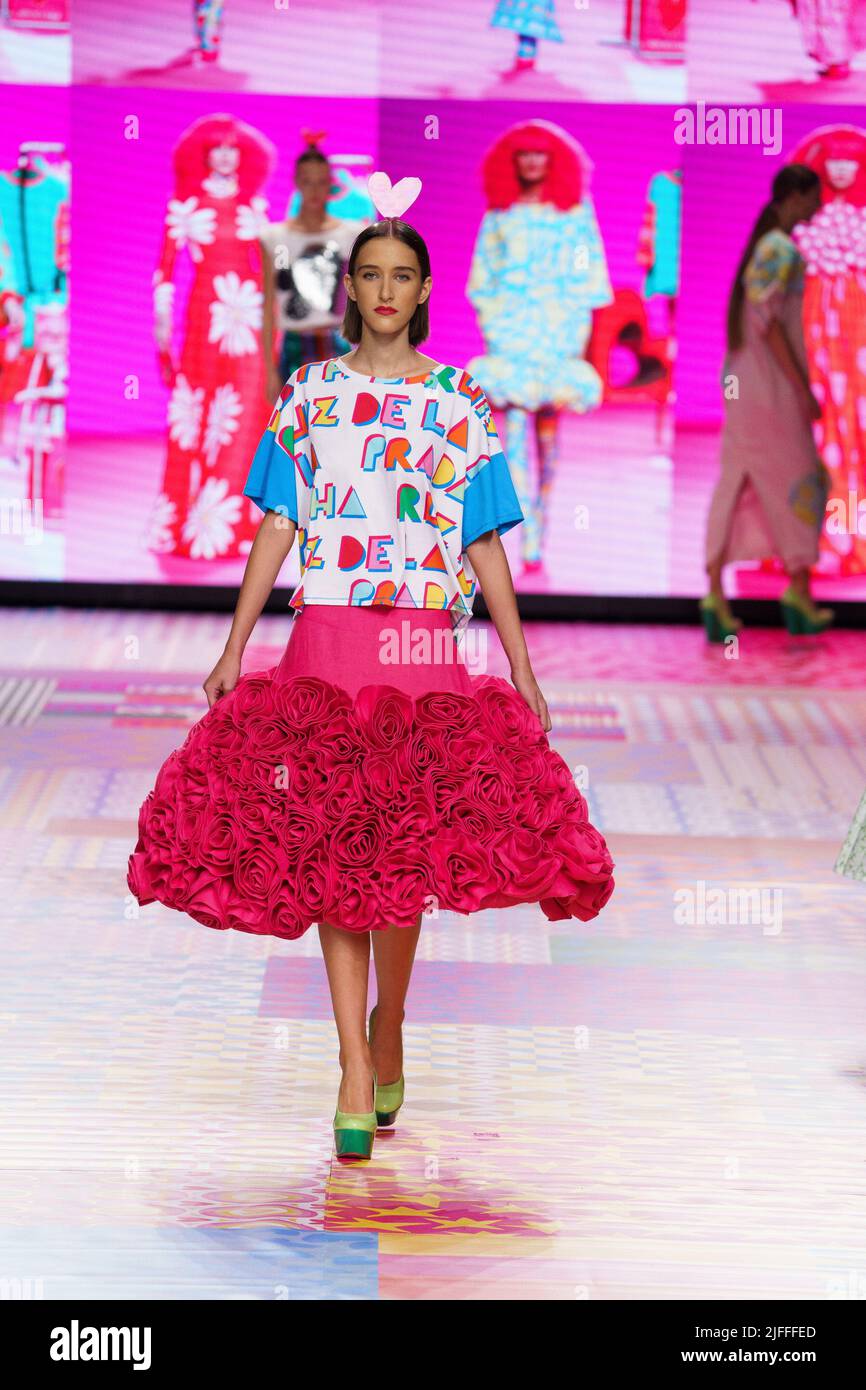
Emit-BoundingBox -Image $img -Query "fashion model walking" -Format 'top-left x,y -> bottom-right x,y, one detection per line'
128,173 -> 615,1162
701,163 -> 834,641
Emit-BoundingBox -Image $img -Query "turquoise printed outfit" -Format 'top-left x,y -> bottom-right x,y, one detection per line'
0,219 -> 16,297
0,162 -> 67,350
490,0 -> 563,43
643,171 -> 681,300
466,200 -> 612,566
466,201 -> 612,413
194,0 -> 224,55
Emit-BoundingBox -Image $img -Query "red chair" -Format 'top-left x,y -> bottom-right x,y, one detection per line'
586,287 -> 673,405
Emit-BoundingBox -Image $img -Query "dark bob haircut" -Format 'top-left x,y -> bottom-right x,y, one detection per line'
341,219 -> 431,347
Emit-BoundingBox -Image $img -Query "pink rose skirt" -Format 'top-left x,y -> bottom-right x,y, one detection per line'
127,605 -> 615,938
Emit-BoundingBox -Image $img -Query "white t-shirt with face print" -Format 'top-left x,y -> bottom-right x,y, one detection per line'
259,221 -> 364,333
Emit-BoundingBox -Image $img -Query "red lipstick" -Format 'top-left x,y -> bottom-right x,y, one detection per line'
375,307 -> 397,315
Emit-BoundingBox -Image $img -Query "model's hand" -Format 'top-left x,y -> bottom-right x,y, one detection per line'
511,665 -> 552,733
203,649 -> 241,708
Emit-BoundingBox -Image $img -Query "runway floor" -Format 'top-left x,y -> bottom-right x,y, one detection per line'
1,609 -> 865,1300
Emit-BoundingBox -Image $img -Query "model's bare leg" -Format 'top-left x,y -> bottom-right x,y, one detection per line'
369,913 -> 422,1085
784,564 -> 834,623
788,565 -> 809,598
705,557 -> 743,631
318,920 -> 374,1114
534,405 -> 560,561
503,405 -> 538,566
706,557 -> 725,599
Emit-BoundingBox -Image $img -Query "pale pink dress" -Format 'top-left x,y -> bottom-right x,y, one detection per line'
705,229 -> 829,575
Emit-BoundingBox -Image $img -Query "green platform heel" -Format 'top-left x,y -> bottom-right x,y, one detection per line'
333,1069 -> 378,1161
779,585 -> 835,635
368,1004 -> 405,1128
699,593 -> 743,643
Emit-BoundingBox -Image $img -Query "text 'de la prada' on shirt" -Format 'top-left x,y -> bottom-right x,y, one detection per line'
242,355 -> 525,628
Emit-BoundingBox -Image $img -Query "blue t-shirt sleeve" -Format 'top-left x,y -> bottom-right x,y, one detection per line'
243,381 -> 299,523
461,379 -> 524,549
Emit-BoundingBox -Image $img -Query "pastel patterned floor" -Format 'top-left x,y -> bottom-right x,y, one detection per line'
1,609 -> 865,1300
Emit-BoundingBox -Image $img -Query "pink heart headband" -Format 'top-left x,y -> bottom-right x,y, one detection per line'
367,170 -> 422,220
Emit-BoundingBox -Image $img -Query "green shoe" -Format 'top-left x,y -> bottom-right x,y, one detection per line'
779,585 -> 834,635
333,1069 -> 377,1161
368,1004 -> 405,1128
699,593 -> 742,643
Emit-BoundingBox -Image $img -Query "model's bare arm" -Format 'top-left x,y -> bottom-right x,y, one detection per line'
464,529 -> 551,732
204,513 -> 297,706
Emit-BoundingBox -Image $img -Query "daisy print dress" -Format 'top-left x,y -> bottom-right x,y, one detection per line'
127,356 -> 616,937
147,173 -> 271,562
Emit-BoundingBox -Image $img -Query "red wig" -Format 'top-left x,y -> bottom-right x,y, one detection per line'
789,123 -> 866,209
478,119 -> 594,211
172,112 -> 276,202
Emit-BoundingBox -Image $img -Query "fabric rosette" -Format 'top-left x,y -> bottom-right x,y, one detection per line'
127,667 -> 614,939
